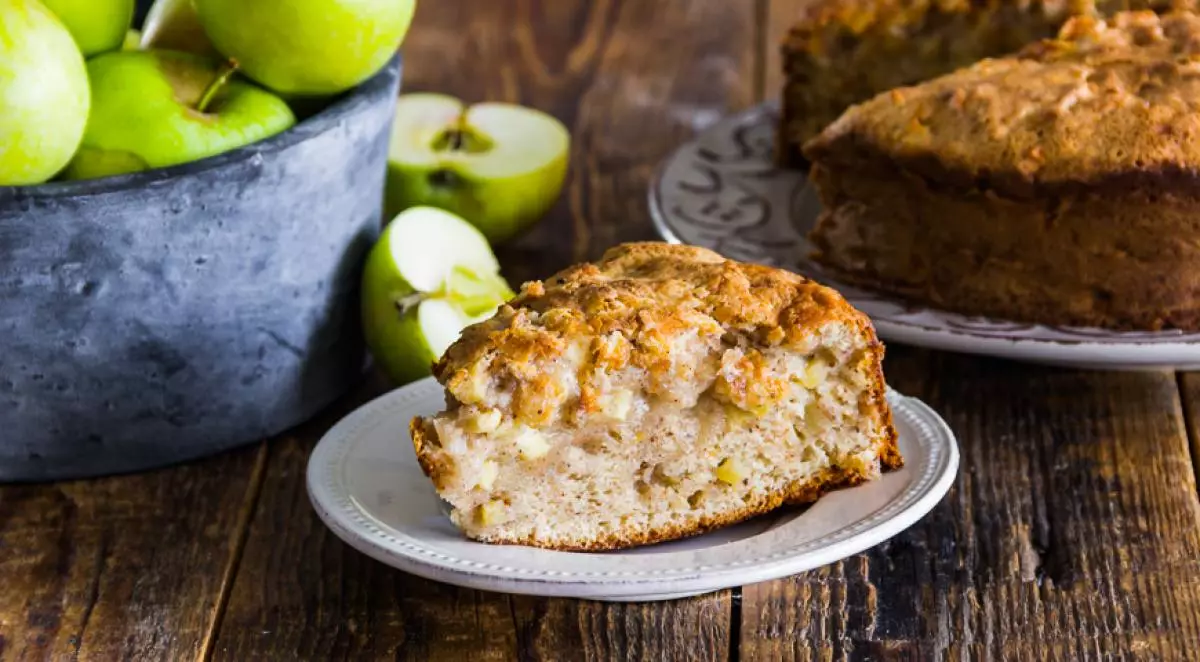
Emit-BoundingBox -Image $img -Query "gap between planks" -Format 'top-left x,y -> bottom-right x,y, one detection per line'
1175,372 -> 1200,513
196,442 -> 271,662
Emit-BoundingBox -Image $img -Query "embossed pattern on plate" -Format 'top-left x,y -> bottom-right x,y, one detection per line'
307,377 -> 959,601
649,103 -> 1200,370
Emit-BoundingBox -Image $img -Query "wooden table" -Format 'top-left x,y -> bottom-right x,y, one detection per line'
5,1 -> 1200,659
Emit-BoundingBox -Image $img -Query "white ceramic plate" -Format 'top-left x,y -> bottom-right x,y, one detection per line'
307,377 -> 959,602
649,103 -> 1200,370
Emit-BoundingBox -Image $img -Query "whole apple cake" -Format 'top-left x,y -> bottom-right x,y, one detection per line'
410,243 -> 901,550
805,11 -> 1200,330
778,0 -> 1187,167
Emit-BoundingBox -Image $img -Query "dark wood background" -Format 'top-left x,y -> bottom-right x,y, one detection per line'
5,1 -> 1200,659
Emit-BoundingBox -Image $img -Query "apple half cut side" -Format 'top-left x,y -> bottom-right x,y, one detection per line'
361,206 -> 515,385
386,93 -> 570,244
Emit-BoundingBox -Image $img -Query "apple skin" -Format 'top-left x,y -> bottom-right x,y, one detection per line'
385,94 -> 570,244
361,207 -> 512,385
140,0 -> 218,57
64,50 -> 296,180
40,0 -> 134,56
385,151 -> 568,244
362,293 -> 439,386
0,0 -> 89,186
194,0 -> 416,96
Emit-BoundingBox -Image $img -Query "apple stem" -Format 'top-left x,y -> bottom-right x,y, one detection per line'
196,59 -> 240,114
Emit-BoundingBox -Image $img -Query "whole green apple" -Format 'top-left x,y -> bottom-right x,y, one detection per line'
386,93 -> 570,243
194,0 -> 416,96
64,50 -> 296,180
140,0 -> 218,57
0,0 -> 89,186
40,0 -> 134,56
362,206 -> 514,385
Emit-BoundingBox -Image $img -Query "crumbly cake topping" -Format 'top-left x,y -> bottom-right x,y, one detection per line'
805,11 -> 1200,189
433,243 -> 869,430
785,0 -> 1086,52
414,243 -> 897,550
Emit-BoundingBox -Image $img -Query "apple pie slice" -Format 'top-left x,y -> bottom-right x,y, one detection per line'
410,243 -> 900,550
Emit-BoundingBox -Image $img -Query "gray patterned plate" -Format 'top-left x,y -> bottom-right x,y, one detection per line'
307,377 -> 958,602
649,103 -> 1200,370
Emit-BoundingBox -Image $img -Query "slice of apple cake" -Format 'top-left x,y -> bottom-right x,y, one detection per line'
410,243 -> 900,550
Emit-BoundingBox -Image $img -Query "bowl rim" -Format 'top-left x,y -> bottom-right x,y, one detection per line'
5,54 -> 403,199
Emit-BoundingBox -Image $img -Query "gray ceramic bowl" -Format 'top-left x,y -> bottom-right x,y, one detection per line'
0,57 -> 402,481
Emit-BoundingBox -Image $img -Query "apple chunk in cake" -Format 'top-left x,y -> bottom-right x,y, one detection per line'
410,243 -> 900,550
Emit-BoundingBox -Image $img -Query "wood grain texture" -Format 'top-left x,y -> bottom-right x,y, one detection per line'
740,346 -> 1200,660
12,2 -> 1200,661
0,445 -> 264,661
211,1 -> 754,659
208,376 -> 524,662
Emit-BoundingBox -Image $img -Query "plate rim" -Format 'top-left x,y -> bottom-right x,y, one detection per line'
646,102 -> 1200,369
307,377 -> 960,599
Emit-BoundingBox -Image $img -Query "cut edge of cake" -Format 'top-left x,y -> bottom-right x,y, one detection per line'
777,0 -> 1191,168
410,243 -> 901,551
802,10 -> 1200,330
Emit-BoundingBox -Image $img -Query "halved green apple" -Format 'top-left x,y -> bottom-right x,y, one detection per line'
386,93 -> 570,244
361,206 -> 514,385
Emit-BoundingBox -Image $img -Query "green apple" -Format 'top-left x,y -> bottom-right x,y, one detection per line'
140,0 -> 217,56
64,51 -> 296,180
40,0 -> 134,56
123,29 -> 141,50
0,0 -> 89,186
194,0 -> 416,96
362,206 -> 514,385
386,93 -> 570,244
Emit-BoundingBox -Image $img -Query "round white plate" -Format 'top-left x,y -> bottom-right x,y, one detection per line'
307,377 -> 959,602
649,103 -> 1200,370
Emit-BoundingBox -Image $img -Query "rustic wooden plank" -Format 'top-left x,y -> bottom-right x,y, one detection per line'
0,444 -> 265,661
739,346 -> 1200,660
206,375 -> 525,662
211,1 -> 755,659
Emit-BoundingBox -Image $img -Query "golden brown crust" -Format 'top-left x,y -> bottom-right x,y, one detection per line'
805,11 -> 1200,190
441,242 -> 868,367
432,243 -> 873,424
410,418 -> 441,489
804,12 -> 1200,330
864,334 -> 901,471
779,0 -> 1187,167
